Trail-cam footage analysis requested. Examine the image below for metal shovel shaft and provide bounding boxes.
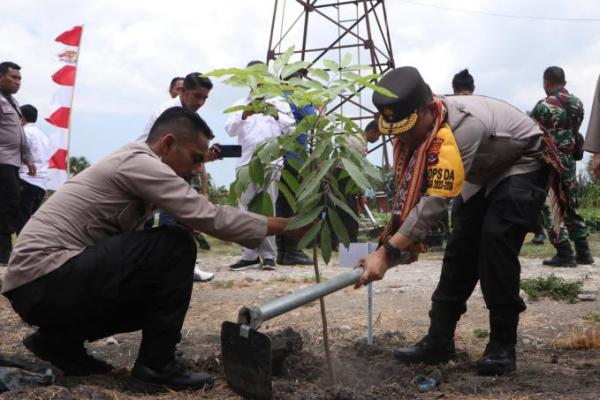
[238,268,364,329]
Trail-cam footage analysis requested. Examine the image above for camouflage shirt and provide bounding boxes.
[530,88,584,153]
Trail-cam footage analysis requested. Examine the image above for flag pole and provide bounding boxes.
[65,24,84,177]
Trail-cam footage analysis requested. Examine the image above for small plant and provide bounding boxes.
[583,311,600,323]
[205,47,390,264]
[473,328,489,339]
[555,326,600,350]
[521,275,583,303]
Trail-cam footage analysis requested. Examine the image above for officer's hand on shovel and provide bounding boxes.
[355,232,413,288]
[354,248,390,288]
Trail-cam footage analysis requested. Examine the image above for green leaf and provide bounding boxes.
[308,68,329,82]
[248,191,274,216]
[371,82,398,99]
[297,159,335,203]
[327,192,360,224]
[273,46,295,75]
[344,179,359,196]
[228,183,238,206]
[341,52,352,68]
[281,169,300,193]
[323,59,339,72]
[277,181,297,213]
[327,207,350,249]
[223,104,249,114]
[299,191,323,213]
[261,191,274,216]
[287,206,323,230]
[280,60,310,80]
[320,221,332,264]
[298,220,323,249]
[341,158,371,191]
[286,157,303,173]
[249,157,265,186]
[233,166,251,196]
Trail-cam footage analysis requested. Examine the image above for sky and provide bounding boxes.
[2,0,600,187]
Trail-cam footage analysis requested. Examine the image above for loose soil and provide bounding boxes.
[1,240,599,399]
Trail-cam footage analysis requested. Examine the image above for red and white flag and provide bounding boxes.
[46,25,83,190]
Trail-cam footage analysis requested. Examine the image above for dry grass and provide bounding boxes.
[555,326,600,350]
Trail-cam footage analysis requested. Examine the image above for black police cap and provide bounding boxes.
[372,66,432,135]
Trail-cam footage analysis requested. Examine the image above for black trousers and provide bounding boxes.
[432,169,548,318]
[6,225,196,364]
[0,164,20,259]
[16,180,45,234]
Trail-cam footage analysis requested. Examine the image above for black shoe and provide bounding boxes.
[575,240,594,265]
[543,254,576,267]
[543,242,576,267]
[23,331,113,376]
[531,233,545,245]
[393,335,456,365]
[229,258,260,271]
[261,259,276,270]
[476,341,516,375]
[278,251,313,266]
[126,358,214,394]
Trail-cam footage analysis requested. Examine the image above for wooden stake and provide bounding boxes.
[313,245,335,383]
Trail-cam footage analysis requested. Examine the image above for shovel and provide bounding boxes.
[221,267,366,400]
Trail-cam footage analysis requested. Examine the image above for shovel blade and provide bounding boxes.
[221,321,272,400]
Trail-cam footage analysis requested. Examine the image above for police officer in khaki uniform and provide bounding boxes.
[356,67,558,375]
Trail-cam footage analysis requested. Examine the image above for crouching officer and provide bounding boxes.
[2,107,307,393]
[356,67,564,375]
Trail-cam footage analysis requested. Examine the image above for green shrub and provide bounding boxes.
[521,275,582,303]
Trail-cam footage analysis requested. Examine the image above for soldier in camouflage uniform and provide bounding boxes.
[530,66,594,267]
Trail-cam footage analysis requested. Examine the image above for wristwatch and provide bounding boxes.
[382,238,403,265]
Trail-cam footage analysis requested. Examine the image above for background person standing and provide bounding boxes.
[0,61,35,265]
[531,66,593,267]
[16,104,51,234]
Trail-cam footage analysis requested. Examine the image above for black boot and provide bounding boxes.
[279,250,313,266]
[127,358,215,394]
[476,310,518,375]
[393,303,459,365]
[23,330,113,376]
[543,241,576,267]
[476,341,516,375]
[575,240,594,265]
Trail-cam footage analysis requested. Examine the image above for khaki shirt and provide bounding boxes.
[398,95,544,242]
[583,75,600,153]
[0,94,32,167]
[2,143,267,293]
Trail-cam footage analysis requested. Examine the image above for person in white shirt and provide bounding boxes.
[225,61,296,271]
[16,105,50,234]
[168,76,184,99]
[140,73,218,282]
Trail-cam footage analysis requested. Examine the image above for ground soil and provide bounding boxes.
[1,239,599,399]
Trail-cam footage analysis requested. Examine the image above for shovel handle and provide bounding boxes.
[238,268,364,329]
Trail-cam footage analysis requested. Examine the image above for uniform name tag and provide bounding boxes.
[425,124,464,197]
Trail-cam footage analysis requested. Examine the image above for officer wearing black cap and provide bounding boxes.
[356,66,561,376]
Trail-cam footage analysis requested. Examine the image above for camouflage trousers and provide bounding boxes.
[543,156,588,245]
